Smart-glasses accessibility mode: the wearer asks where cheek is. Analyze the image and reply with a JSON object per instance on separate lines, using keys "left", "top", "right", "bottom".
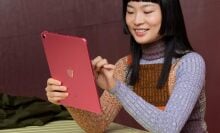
{"left": 148, "top": 15, "right": 162, "bottom": 28}
{"left": 148, "top": 14, "right": 162, "bottom": 39}
{"left": 145, "top": 9, "right": 161, "bottom": 27}
{"left": 125, "top": 16, "right": 132, "bottom": 27}
{"left": 125, "top": 17, "right": 134, "bottom": 33}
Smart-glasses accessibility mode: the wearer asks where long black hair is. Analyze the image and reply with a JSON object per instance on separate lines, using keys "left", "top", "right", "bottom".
{"left": 123, "top": 0, "right": 194, "bottom": 87}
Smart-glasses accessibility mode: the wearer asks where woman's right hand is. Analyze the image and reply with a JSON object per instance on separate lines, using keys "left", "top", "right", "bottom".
{"left": 45, "top": 78, "right": 68, "bottom": 105}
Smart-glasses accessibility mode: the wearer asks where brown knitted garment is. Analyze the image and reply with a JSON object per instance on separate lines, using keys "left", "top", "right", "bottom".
{"left": 115, "top": 63, "right": 173, "bottom": 130}
{"left": 133, "top": 64, "right": 169, "bottom": 107}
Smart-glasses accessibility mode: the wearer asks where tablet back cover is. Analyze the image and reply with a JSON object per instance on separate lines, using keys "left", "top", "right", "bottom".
{"left": 41, "top": 31, "right": 101, "bottom": 114}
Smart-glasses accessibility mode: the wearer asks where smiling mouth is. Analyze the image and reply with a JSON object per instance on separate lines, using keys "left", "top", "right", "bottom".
{"left": 134, "top": 29, "right": 149, "bottom": 36}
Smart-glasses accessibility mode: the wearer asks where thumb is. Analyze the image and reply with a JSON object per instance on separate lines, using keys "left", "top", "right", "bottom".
{"left": 103, "top": 64, "right": 115, "bottom": 70}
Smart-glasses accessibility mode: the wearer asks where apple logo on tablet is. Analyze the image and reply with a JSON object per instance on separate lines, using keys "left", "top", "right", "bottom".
{"left": 67, "top": 68, "right": 74, "bottom": 78}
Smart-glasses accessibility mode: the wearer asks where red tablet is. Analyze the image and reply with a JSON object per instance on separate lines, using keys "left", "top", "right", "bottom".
{"left": 41, "top": 31, "right": 101, "bottom": 114}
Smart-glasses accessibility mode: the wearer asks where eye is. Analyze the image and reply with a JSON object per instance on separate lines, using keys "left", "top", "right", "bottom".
{"left": 127, "top": 11, "right": 134, "bottom": 14}
{"left": 144, "top": 11, "right": 153, "bottom": 14}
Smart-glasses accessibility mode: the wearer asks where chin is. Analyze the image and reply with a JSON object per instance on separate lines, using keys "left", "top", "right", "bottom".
{"left": 136, "top": 41, "right": 147, "bottom": 45}
{"left": 134, "top": 36, "right": 161, "bottom": 45}
{"left": 135, "top": 39, "right": 151, "bottom": 45}
{"left": 132, "top": 36, "right": 151, "bottom": 44}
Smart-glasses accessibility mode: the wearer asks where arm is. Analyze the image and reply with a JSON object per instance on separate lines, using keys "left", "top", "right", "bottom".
{"left": 66, "top": 57, "right": 129, "bottom": 133}
{"left": 66, "top": 91, "right": 121, "bottom": 133}
{"left": 109, "top": 52, "right": 206, "bottom": 133}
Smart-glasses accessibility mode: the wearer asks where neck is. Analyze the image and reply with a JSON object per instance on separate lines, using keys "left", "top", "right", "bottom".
{"left": 141, "top": 39, "right": 165, "bottom": 61}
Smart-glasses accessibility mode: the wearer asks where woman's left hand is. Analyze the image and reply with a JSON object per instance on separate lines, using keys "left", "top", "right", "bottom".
{"left": 92, "top": 56, "right": 116, "bottom": 91}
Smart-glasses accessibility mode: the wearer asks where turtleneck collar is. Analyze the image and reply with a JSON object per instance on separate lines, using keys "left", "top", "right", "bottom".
{"left": 141, "top": 39, "right": 165, "bottom": 61}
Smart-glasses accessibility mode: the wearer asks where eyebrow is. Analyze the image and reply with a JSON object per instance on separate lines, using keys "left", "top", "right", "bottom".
{"left": 127, "top": 3, "right": 155, "bottom": 8}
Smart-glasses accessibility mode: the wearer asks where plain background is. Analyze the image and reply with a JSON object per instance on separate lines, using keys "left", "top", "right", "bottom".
{"left": 0, "top": 0, "right": 219, "bottom": 132}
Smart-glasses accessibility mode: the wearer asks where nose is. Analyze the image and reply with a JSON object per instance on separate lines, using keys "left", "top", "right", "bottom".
{"left": 133, "top": 12, "right": 145, "bottom": 26}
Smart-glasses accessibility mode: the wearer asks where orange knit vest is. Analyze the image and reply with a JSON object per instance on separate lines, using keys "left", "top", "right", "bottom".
{"left": 133, "top": 64, "right": 169, "bottom": 108}
{"left": 116, "top": 56, "right": 173, "bottom": 130}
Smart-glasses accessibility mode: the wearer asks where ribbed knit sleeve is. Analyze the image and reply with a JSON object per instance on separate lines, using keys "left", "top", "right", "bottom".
{"left": 65, "top": 56, "right": 129, "bottom": 133}
{"left": 109, "top": 52, "right": 206, "bottom": 133}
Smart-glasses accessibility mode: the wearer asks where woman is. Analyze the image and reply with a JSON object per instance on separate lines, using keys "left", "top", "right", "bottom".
{"left": 46, "top": 0, "right": 207, "bottom": 132}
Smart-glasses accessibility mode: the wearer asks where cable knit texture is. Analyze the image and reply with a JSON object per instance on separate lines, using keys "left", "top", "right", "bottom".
{"left": 66, "top": 38, "right": 207, "bottom": 133}
{"left": 133, "top": 64, "right": 170, "bottom": 107}
{"left": 110, "top": 52, "right": 207, "bottom": 133}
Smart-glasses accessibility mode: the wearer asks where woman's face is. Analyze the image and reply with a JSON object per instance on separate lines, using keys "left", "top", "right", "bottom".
{"left": 126, "top": 1, "right": 162, "bottom": 44}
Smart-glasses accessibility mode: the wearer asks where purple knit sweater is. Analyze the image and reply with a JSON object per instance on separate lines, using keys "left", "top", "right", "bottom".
{"left": 110, "top": 52, "right": 207, "bottom": 133}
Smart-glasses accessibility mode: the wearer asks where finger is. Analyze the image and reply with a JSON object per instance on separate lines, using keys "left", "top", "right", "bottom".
{"left": 46, "top": 85, "right": 67, "bottom": 92}
{"left": 47, "top": 91, "right": 69, "bottom": 99}
{"left": 95, "top": 59, "right": 108, "bottom": 71}
{"left": 47, "top": 78, "right": 61, "bottom": 86}
{"left": 48, "top": 97, "right": 63, "bottom": 105}
{"left": 103, "top": 64, "right": 116, "bottom": 70}
{"left": 92, "top": 56, "right": 102, "bottom": 67}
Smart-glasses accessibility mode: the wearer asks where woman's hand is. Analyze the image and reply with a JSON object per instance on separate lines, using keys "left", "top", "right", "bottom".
{"left": 45, "top": 78, "right": 68, "bottom": 105}
{"left": 92, "top": 56, "right": 116, "bottom": 91}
